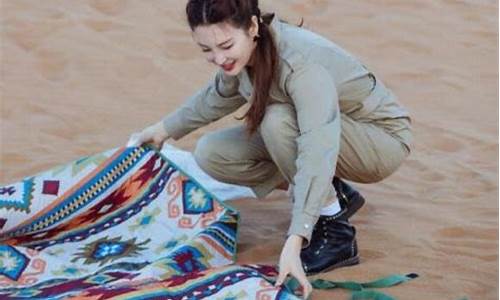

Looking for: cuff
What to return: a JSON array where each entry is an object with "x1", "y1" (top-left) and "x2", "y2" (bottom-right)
[
  {"x1": 162, "y1": 112, "x2": 186, "y2": 141},
  {"x1": 287, "y1": 210, "x2": 319, "y2": 248}
]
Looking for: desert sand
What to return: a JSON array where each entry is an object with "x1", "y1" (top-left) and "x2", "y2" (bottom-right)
[{"x1": 1, "y1": 0, "x2": 498, "y2": 299}]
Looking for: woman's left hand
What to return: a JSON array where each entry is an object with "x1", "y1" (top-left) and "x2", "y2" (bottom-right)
[{"x1": 275, "y1": 234, "x2": 313, "y2": 299}]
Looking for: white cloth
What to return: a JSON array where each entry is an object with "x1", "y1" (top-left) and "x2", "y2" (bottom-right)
[{"x1": 160, "y1": 143, "x2": 257, "y2": 201}]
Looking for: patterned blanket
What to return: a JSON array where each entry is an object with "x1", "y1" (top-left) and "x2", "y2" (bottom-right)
[{"x1": 0, "y1": 146, "x2": 300, "y2": 299}]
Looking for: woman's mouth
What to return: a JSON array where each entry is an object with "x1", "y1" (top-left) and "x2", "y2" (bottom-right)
[{"x1": 222, "y1": 61, "x2": 236, "y2": 71}]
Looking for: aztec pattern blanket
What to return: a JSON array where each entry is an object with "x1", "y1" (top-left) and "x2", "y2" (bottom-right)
[{"x1": 0, "y1": 146, "x2": 300, "y2": 299}]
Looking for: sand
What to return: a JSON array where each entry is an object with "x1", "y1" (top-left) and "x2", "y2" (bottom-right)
[{"x1": 1, "y1": 0, "x2": 498, "y2": 298}]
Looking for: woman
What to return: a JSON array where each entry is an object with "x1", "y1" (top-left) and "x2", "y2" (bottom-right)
[{"x1": 128, "y1": 0, "x2": 412, "y2": 297}]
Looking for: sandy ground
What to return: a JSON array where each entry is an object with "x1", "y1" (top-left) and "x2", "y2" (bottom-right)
[{"x1": 1, "y1": 0, "x2": 498, "y2": 299}]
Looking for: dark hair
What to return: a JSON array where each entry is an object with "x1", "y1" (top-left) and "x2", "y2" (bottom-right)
[{"x1": 186, "y1": 0, "x2": 279, "y2": 135}]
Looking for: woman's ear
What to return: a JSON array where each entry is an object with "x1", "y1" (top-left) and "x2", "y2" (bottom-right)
[{"x1": 249, "y1": 15, "x2": 259, "y2": 39}]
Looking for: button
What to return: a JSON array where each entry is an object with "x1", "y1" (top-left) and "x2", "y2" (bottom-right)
[{"x1": 304, "y1": 224, "x2": 310, "y2": 229}]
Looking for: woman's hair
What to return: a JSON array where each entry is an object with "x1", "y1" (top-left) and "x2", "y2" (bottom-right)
[{"x1": 186, "y1": 0, "x2": 279, "y2": 135}]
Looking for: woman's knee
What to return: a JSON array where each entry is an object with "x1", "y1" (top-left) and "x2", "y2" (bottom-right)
[
  {"x1": 193, "y1": 128, "x2": 255, "y2": 172},
  {"x1": 337, "y1": 144, "x2": 408, "y2": 184},
  {"x1": 259, "y1": 104, "x2": 298, "y2": 140},
  {"x1": 193, "y1": 132, "x2": 224, "y2": 169},
  {"x1": 336, "y1": 164, "x2": 386, "y2": 184}
]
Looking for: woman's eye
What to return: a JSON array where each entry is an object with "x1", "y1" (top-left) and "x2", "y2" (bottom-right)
[{"x1": 201, "y1": 44, "x2": 232, "y2": 52}]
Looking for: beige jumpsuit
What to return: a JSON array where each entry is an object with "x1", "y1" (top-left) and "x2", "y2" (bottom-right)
[{"x1": 162, "y1": 14, "x2": 413, "y2": 244}]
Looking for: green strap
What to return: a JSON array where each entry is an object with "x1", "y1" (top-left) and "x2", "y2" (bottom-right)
[
  {"x1": 310, "y1": 273, "x2": 418, "y2": 290},
  {"x1": 351, "y1": 290, "x2": 397, "y2": 300},
  {"x1": 283, "y1": 273, "x2": 418, "y2": 299},
  {"x1": 310, "y1": 279, "x2": 364, "y2": 290}
]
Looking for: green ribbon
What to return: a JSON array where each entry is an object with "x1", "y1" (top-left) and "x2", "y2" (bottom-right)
[
  {"x1": 283, "y1": 273, "x2": 418, "y2": 300},
  {"x1": 350, "y1": 290, "x2": 397, "y2": 300}
]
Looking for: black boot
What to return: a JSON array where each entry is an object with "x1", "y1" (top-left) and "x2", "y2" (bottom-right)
[
  {"x1": 299, "y1": 178, "x2": 364, "y2": 275},
  {"x1": 300, "y1": 218, "x2": 359, "y2": 275},
  {"x1": 331, "y1": 177, "x2": 365, "y2": 220}
]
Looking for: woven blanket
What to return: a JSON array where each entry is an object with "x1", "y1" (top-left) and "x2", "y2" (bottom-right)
[{"x1": 0, "y1": 146, "x2": 300, "y2": 299}]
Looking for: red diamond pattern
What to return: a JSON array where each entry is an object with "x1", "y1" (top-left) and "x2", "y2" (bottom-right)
[{"x1": 42, "y1": 180, "x2": 60, "y2": 195}]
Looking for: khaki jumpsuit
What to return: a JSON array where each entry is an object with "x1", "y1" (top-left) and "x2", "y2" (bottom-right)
[{"x1": 162, "y1": 14, "x2": 413, "y2": 244}]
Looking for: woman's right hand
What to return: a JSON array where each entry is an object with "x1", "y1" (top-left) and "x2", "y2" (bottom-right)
[{"x1": 127, "y1": 121, "x2": 170, "y2": 149}]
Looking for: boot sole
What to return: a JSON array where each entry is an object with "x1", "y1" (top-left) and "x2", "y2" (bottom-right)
[{"x1": 305, "y1": 255, "x2": 360, "y2": 276}]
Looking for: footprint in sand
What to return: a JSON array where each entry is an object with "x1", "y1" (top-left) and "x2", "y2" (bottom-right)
[
  {"x1": 431, "y1": 135, "x2": 465, "y2": 153},
  {"x1": 290, "y1": 0, "x2": 330, "y2": 16},
  {"x1": 433, "y1": 226, "x2": 498, "y2": 262},
  {"x1": 161, "y1": 29, "x2": 200, "y2": 61},
  {"x1": 419, "y1": 123, "x2": 490, "y2": 154},
  {"x1": 26, "y1": 103, "x2": 75, "y2": 141},
  {"x1": 5, "y1": 19, "x2": 65, "y2": 52},
  {"x1": 34, "y1": 48, "x2": 70, "y2": 81},
  {"x1": 88, "y1": 0, "x2": 128, "y2": 16},
  {"x1": 394, "y1": 39, "x2": 432, "y2": 55},
  {"x1": 360, "y1": 249, "x2": 387, "y2": 260},
  {"x1": 403, "y1": 159, "x2": 446, "y2": 182},
  {"x1": 82, "y1": 19, "x2": 125, "y2": 32},
  {"x1": 436, "y1": 226, "x2": 496, "y2": 240}
]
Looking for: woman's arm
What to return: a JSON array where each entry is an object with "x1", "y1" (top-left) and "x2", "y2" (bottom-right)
[
  {"x1": 162, "y1": 69, "x2": 247, "y2": 140},
  {"x1": 274, "y1": 62, "x2": 340, "y2": 299},
  {"x1": 285, "y1": 62, "x2": 340, "y2": 246}
]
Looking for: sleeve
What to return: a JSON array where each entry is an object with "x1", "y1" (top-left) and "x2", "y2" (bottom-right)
[
  {"x1": 162, "y1": 69, "x2": 247, "y2": 140},
  {"x1": 285, "y1": 63, "x2": 341, "y2": 246}
]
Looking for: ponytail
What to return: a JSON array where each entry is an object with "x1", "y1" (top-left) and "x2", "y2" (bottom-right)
[{"x1": 235, "y1": 12, "x2": 278, "y2": 135}]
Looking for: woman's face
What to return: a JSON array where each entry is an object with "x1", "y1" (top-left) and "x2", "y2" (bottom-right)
[{"x1": 192, "y1": 17, "x2": 259, "y2": 76}]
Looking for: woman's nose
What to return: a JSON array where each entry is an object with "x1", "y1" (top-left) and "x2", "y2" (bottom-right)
[{"x1": 213, "y1": 52, "x2": 226, "y2": 65}]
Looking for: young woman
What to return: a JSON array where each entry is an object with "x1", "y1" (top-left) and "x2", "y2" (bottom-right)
[{"x1": 128, "y1": 0, "x2": 412, "y2": 296}]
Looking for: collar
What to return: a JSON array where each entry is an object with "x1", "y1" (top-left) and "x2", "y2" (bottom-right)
[{"x1": 268, "y1": 13, "x2": 282, "y2": 47}]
